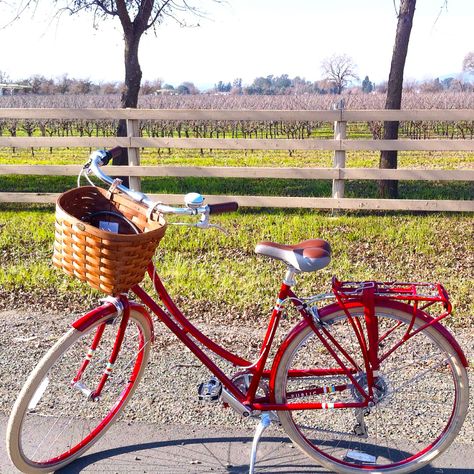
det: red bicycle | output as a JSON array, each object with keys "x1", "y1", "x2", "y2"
[{"x1": 6, "y1": 148, "x2": 469, "y2": 474}]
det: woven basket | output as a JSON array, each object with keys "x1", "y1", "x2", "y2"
[{"x1": 53, "y1": 186, "x2": 167, "y2": 295}]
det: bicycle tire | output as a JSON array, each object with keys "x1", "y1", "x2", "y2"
[
  {"x1": 7, "y1": 306, "x2": 153, "y2": 473},
  {"x1": 273, "y1": 304, "x2": 468, "y2": 474}
]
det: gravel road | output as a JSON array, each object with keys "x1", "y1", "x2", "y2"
[
  {"x1": 0, "y1": 308, "x2": 293, "y2": 428},
  {"x1": 0, "y1": 308, "x2": 473, "y2": 472}
]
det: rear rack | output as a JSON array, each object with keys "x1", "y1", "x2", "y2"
[
  {"x1": 330, "y1": 277, "x2": 454, "y2": 364},
  {"x1": 332, "y1": 277, "x2": 451, "y2": 316}
]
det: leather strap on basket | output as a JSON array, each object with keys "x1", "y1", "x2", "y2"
[
  {"x1": 146, "y1": 200, "x2": 164, "y2": 221},
  {"x1": 106, "y1": 178, "x2": 123, "y2": 200}
]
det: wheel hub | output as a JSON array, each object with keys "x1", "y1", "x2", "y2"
[{"x1": 351, "y1": 373, "x2": 388, "y2": 405}]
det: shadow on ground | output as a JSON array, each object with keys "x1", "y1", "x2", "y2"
[{"x1": 57, "y1": 434, "x2": 474, "y2": 474}]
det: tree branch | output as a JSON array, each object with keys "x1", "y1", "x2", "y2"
[
  {"x1": 95, "y1": 0, "x2": 118, "y2": 16},
  {"x1": 135, "y1": 0, "x2": 155, "y2": 32},
  {"x1": 146, "y1": 0, "x2": 173, "y2": 30},
  {"x1": 1, "y1": 0, "x2": 37, "y2": 28},
  {"x1": 115, "y1": 0, "x2": 133, "y2": 33}
]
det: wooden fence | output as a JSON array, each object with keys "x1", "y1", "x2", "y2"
[{"x1": 0, "y1": 108, "x2": 473, "y2": 212}]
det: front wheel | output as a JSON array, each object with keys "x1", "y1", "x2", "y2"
[
  {"x1": 7, "y1": 306, "x2": 153, "y2": 473},
  {"x1": 273, "y1": 305, "x2": 469, "y2": 474}
]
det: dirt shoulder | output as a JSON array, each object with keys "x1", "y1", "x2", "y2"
[{"x1": 1, "y1": 309, "x2": 473, "y2": 440}]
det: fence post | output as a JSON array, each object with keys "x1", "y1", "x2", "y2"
[
  {"x1": 126, "y1": 118, "x2": 141, "y2": 192},
  {"x1": 332, "y1": 100, "x2": 346, "y2": 199}
]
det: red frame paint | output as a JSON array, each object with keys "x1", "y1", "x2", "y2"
[
  {"x1": 49, "y1": 262, "x2": 469, "y2": 471},
  {"x1": 71, "y1": 263, "x2": 468, "y2": 417},
  {"x1": 38, "y1": 301, "x2": 149, "y2": 467}
]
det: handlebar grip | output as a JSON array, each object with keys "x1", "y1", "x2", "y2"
[
  {"x1": 109, "y1": 146, "x2": 122, "y2": 159},
  {"x1": 103, "y1": 147, "x2": 123, "y2": 165},
  {"x1": 208, "y1": 202, "x2": 239, "y2": 215}
]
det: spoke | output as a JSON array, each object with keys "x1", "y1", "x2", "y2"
[
  {"x1": 30, "y1": 414, "x2": 63, "y2": 460},
  {"x1": 295, "y1": 423, "x2": 358, "y2": 439},
  {"x1": 384, "y1": 357, "x2": 450, "y2": 399},
  {"x1": 277, "y1": 309, "x2": 464, "y2": 471},
  {"x1": 24, "y1": 328, "x2": 149, "y2": 463},
  {"x1": 382, "y1": 352, "x2": 448, "y2": 377}
]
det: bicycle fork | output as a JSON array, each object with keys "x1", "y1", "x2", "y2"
[{"x1": 71, "y1": 296, "x2": 131, "y2": 401}]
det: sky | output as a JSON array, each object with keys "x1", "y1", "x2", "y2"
[{"x1": 0, "y1": 0, "x2": 472, "y2": 89}]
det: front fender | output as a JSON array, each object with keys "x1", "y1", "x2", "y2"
[{"x1": 72, "y1": 302, "x2": 155, "y2": 342}]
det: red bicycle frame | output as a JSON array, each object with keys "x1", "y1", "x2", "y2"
[
  {"x1": 130, "y1": 263, "x2": 376, "y2": 412},
  {"x1": 73, "y1": 261, "x2": 464, "y2": 414}
]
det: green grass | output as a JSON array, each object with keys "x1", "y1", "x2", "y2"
[
  {"x1": 1, "y1": 175, "x2": 472, "y2": 201},
  {"x1": 1, "y1": 147, "x2": 472, "y2": 202},
  {"x1": 0, "y1": 146, "x2": 472, "y2": 326},
  {"x1": 1, "y1": 147, "x2": 473, "y2": 169},
  {"x1": 0, "y1": 205, "x2": 472, "y2": 327}
]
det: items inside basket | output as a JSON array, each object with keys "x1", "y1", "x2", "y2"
[
  {"x1": 81, "y1": 210, "x2": 141, "y2": 235},
  {"x1": 58, "y1": 186, "x2": 151, "y2": 235}
]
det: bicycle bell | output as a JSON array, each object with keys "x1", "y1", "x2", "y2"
[{"x1": 184, "y1": 192, "x2": 205, "y2": 209}]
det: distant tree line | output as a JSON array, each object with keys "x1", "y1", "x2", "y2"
[{"x1": 0, "y1": 68, "x2": 472, "y2": 97}]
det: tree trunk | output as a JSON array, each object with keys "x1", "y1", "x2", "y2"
[
  {"x1": 115, "y1": 30, "x2": 143, "y2": 185},
  {"x1": 121, "y1": 32, "x2": 142, "y2": 109},
  {"x1": 379, "y1": 0, "x2": 416, "y2": 199}
]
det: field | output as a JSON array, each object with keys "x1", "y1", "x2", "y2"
[
  {"x1": 0, "y1": 203, "x2": 472, "y2": 329},
  {"x1": 1, "y1": 91, "x2": 473, "y2": 200},
  {"x1": 0, "y1": 145, "x2": 473, "y2": 203},
  {"x1": 0, "y1": 91, "x2": 472, "y2": 326}
]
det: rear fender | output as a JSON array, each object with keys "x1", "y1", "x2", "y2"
[
  {"x1": 269, "y1": 300, "x2": 468, "y2": 396},
  {"x1": 72, "y1": 302, "x2": 155, "y2": 342}
]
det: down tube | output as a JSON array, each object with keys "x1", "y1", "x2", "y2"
[
  {"x1": 132, "y1": 284, "x2": 248, "y2": 401},
  {"x1": 146, "y1": 264, "x2": 251, "y2": 368}
]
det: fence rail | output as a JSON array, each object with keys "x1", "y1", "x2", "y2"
[
  {"x1": 0, "y1": 108, "x2": 473, "y2": 212},
  {"x1": 0, "y1": 108, "x2": 473, "y2": 120},
  {"x1": 2, "y1": 136, "x2": 474, "y2": 152},
  {"x1": 0, "y1": 165, "x2": 471, "y2": 181}
]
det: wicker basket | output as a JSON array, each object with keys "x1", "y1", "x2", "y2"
[{"x1": 53, "y1": 186, "x2": 167, "y2": 295}]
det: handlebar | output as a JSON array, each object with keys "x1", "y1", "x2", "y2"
[
  {"x1": 208, "y1": 202, "x2": 239, "y2": 215},
  {"x1": 85, "y1": 148, "x2": 239, "y2": 221}
]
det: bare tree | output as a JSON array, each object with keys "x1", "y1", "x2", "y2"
[
  {"x1": 2, "y1": 0, "x2": 216, "y2": 173},
  {"x1": 378, "y1": 0, "x2": 416, "y2": 199},
  {"x1": 462, "y1": 51, "x2": 474, "y2": 73},
  {"x1": 0, "y1": 70, "x2": 10, "y2": 83},
  {"x1": 321, "y1": 54, "x2": 358, "y2": 94}
]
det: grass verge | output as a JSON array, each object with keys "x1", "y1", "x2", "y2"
[{"x1": 0, "y1": 204, "x2": 472, "y2": 328}]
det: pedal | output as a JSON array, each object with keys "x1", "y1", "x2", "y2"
[{"x1": 198, "y1": 377, "x2": 222, "y2": 402}]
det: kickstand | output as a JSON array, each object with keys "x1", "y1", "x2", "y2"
[{"x1": 249, "y1": 413, "x2": 271, "y2": 474}]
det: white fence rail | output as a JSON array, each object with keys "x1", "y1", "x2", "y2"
[{"x1": 0, "y1": 108, "x2": 473, "y2": 212}]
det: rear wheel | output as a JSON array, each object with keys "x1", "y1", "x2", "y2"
[
  {"x1": 7, "y1": 307, "x2": 152, "y2": 473},
  {"x1": 274, "y1": 305, "x2": 468, "y2": 474}
]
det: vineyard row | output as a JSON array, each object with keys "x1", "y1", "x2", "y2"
[{"x1": 1, "y1": 119, "x2": 474, "y2": 142}]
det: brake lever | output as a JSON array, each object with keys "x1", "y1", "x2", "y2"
[{"x1": 206, "y1": 223, "x2": 229, "y2": 235}]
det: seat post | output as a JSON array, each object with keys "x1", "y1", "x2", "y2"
[{"x1": 283, "y1": 267, "x2": 297, "y2": 287}]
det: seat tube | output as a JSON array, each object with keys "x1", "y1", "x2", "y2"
[
  {"x1": 363, "y1": 285, "x2": 380, "y2": 386},
  {"x1": 245, "y1": 268, "x2": 295, "y2": 402}
]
